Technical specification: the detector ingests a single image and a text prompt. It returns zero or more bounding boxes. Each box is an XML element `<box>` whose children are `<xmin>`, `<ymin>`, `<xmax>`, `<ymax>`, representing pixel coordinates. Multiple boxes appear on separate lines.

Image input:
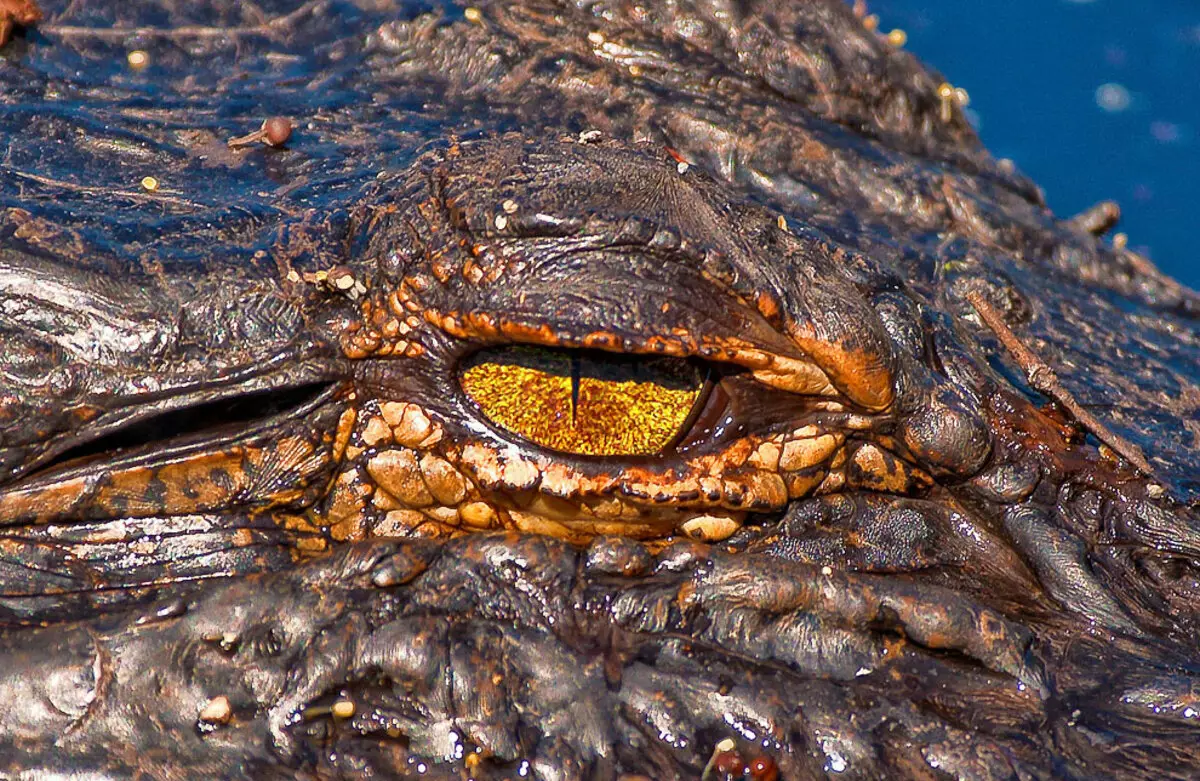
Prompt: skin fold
<box><xmin>0</xmin><ymin>0</ymin><xmax>1198</xmax><ymax>778</ymax></box>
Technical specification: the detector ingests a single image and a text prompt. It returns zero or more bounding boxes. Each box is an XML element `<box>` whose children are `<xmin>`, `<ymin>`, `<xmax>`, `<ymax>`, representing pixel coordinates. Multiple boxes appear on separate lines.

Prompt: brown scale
<box><xmin>313</xmin><ymin>392</ymin><xmax>914</xmax><ymax>546</ymax></box>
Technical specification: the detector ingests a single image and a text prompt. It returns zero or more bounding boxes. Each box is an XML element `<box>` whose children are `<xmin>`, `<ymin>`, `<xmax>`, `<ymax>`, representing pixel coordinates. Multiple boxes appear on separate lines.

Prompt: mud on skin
<box><xmin>0</xmin><ymin>0</ymin><xmax>1198</xmax><ymax>778</ymax></box>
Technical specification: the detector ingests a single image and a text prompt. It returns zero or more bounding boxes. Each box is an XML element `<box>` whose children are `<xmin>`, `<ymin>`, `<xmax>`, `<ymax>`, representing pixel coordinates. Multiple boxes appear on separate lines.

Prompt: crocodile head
<box><xmin>2</xmin><ymin>0</ymin><xmax>1199</xmax><ymax>776</ymax></box>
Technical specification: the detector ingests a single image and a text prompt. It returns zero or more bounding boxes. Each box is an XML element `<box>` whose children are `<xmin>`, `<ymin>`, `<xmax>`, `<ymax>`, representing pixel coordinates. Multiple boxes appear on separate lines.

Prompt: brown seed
<box><xmin>262</xmin><ymin>116</ymin><xmax>292</xmax><ymax>146</ymax></box>
<box><xmin>227</xmin><ymin>117</ymin><xmax>293</xmax><ymax>149</ymax></box>
<box><xmin>712</xmin><ymin>752</ymin><xmax>743</xmax><ymax>776</ymax></box>
<box><xmin>747</xmin><ymin>756</ymin><xmax>779</xmax><ymax>781</ymax></box>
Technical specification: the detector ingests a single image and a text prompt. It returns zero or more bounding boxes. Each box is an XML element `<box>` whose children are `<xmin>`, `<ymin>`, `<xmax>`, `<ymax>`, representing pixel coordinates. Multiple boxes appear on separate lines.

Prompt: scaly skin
<box><xmin>0</xmin><ymin>0</ymin><xmax>1198</xmax><ymax>778</ymax></box>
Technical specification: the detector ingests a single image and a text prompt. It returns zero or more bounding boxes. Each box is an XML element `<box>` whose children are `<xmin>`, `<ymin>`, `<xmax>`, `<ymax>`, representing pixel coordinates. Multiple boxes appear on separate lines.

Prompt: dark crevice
<box><xmin>27</xmin><ymin>382</ymin><xmax>336</xmax><ymax>480</ymax></box>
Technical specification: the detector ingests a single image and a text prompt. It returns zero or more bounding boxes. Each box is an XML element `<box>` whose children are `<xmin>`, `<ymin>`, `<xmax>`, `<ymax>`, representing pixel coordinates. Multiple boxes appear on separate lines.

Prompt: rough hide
<box><xmin>0</xmin><ymin>1</ymin><xmax>1198</xmax><ymax>778</ymax></box>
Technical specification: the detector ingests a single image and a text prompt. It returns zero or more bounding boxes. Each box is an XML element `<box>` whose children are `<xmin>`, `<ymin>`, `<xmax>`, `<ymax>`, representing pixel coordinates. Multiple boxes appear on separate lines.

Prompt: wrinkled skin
<box><xmin>1</xmin><ymin>0</ymin><xmax>1199</xmax><ymax>778</ymax></box>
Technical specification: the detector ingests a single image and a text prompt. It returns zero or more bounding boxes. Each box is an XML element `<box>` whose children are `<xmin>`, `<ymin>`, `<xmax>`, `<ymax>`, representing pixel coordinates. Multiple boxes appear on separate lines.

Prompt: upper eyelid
<box><xmin>428</xmin><ymin>308</ymin><xmax>783</xmax><ymax>368</ymax></box>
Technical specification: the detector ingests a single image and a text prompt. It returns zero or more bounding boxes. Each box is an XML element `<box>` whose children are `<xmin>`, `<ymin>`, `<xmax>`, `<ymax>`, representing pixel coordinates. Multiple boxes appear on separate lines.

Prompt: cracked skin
<box><xmin>0</xmin><ymin>0</ymin><xmax>1199</xmax><ymax>778</ymax></box>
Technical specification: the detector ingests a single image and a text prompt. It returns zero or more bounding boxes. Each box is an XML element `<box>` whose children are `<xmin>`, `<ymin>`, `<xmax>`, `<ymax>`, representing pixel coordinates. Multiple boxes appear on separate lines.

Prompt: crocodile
<box><xmin>1</xmin><ymin>0</ymin><xmax>1199</xmax><ymax>778</ymax></box>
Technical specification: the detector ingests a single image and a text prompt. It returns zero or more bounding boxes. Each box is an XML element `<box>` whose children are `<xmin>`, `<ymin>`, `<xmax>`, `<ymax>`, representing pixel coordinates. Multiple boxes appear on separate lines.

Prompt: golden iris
<box><xmin>459</xmin><ymin>347</ymin><xmax>704</xmax><ymax>456</ymax></box>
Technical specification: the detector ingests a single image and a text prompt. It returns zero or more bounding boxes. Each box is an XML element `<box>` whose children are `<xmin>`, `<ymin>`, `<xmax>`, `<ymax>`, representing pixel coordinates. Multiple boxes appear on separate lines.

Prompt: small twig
<box><xmin>40</xmin><ymin>0</ymin><xmax>326</xmax><ymax>40</ymax></box>
<box><xmin>227</xmin><ymin>117</ymin><xmax>293</xmax><ymax>149</ymax></box>
<box><xmin>1065</xmin><ymin>200</ymin><xmax>1120</xmax><ymax>237</ymax></box>
<box><xmin>966</xmin><ymin>291</ymin><xmax>1153</xmax><ymax>476</ymax></box>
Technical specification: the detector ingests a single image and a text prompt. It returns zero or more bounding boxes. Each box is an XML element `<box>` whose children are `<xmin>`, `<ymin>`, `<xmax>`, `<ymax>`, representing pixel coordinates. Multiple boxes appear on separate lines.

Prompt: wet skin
<box><xmin>1</xmin><ymin>0</ymin><xmax>1200</xmax><ymax>778</ymax></box>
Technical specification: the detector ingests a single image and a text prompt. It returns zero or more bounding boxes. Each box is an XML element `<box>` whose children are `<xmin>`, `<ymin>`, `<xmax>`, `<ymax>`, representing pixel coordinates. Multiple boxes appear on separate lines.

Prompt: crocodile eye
<box><xmin>459</xmin><ymin>346</ymin><xmax>706</xmax><ymax>456</ymax></box>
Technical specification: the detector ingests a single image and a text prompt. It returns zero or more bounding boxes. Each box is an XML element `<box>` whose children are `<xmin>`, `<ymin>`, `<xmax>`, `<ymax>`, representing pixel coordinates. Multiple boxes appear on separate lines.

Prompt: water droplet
<box><xmin>1095</xmin><ymin>83</ymin><xmax>1131</xmax><ymax>113</ymax></box>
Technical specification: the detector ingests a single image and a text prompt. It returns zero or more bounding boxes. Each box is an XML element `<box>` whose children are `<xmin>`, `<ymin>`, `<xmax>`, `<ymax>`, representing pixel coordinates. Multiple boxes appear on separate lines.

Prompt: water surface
<box><xmin>874</xmin><ymin>0</ymin><xmax>1200</xmax><ymax>287</ymax></box>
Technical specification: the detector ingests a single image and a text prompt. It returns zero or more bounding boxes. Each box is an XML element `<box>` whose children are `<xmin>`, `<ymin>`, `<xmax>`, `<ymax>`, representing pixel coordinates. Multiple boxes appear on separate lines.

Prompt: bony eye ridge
<box><xmin>459</xmin><ymin>346</ymin><xmax>706</xmax><ymax>456</ymax></box>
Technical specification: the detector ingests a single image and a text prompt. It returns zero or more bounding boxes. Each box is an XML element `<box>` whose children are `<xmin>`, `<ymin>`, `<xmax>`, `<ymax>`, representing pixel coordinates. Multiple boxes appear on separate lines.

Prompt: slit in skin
<box><xmin>21</xmin><ymin>382</ymin><xmax>338</xmax><ymax>481</ymax></box>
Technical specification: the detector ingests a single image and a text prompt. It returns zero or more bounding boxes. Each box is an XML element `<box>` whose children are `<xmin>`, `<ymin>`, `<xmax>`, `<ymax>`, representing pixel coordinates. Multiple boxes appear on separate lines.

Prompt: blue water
<box><xmin>871</xmin><ymin>0</ymin><xmax>1199</xmax><ymax>289</ymax></box>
